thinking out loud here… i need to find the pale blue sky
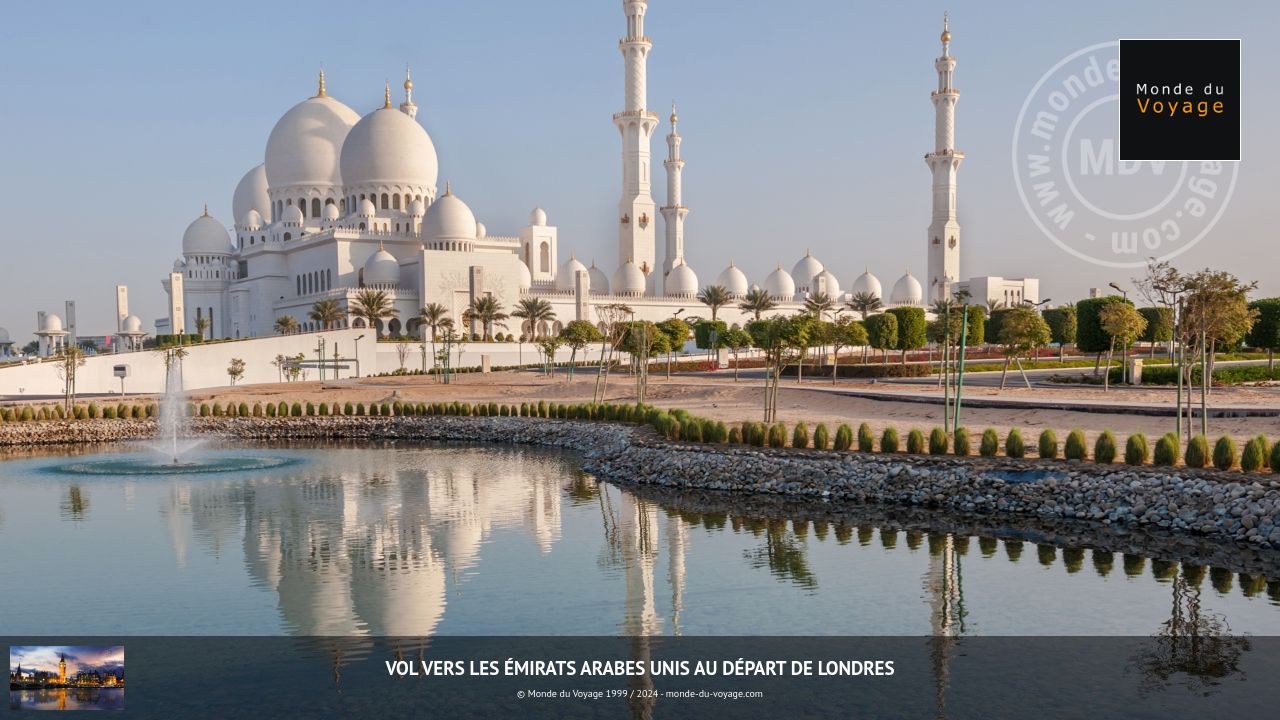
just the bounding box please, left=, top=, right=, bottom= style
left=0, top=0, right=1274, bottom=339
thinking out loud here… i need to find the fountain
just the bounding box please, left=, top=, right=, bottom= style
left=151, top=346, right=203, bottom=465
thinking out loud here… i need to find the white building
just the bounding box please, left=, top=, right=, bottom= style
left=160, top=8, right=1034, bottom=340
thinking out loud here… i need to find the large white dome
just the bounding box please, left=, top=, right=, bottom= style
left=890, top=271, right=923, bottom=305
left=715, top=262, right=749, bottom=297
left=850, top=268, right=882, bottom=298
left=588, top=262, right=610, bottom=295
left=264, top=94, right=360, bottom=191
left=233, top=164, right=271, bottom=225
left=665, top=262, right=699, bottom=298
left=814, top=269, right=841, bottom=297
left=791, top=251, right=825, bottom=291
left=763, top=265, right=796, bottom=300
left=422, top=190, right=477, bottom=242
left=363, top=246, right=400, bottom=286
left=339, top=106, right=438, bottom=195
left=557, top=256, right=588, bottom=292
left=612, top=260, right=646, bottom=296
left=182, top=211, right=232, bottom=255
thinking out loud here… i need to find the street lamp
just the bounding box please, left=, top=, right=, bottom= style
left=1108, top=282, right=1127, bottom=301
left=354, top=334, right=366, bottom=378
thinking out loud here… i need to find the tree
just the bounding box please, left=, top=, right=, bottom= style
left=864, top=313, right=898, bottom=364
left=656, top=317, right=690, bottom=379
left=804, top=292, right=835, bottom=321
left=986, top=298, right=1005, bottom=312
left=1076, top=296, right=1130, bottom=369
left=1042, top=304, right=1077, bottom=360
left=273, top=315, right=299, bottom=335
left=54, top=345, right=86, bottom=413
left=352, top=289, right=397, bottom=336
left=1138, top=306, right=1174, bottom=358
left=963, top=304, right=986, bottom=346
left=1099, top=302, right=1148, bottom=391
left=997, top=307, right=1051, bottom=389
left=416, top=303, right=451, bottom=341
left=738, top=287, right=776, bottom=320
left=535, top=336, right=562, bottom=376
left=1247, top=298, right=1280, bottom=371
left=693, top=319, right=728, bottom=351
left=559, top=320, right=603, bottom=380
left=720, top=326, right=753, bottom=381
left=309, top=299, right=343, bottom=330
left=592, top=303, right=633, bottom=403
left=463, top=295, right=508, bottom=341
left=226, top=357, right=245, bottom=386
left=395, top=342, right=411, bottom=370
left=194, top=316, right=211, bottom=342
left=1181, top=269, right=1257, bottom=400
left=846, top=291, right=882, bottom=320
left=887, top=307, right=927, bottom=364
left=697, top=285, right=731, bottom=322
left=512, top=297, right=555, bottom=340
left=829, top=316, right=868, bottom=384
left=747, top=316, right=809, bottom=422
left=986, top=307, right=1017, bottom=350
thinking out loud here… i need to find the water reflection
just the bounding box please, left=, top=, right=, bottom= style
left=59, top=485, right=89, bottom=521
left=8, top=687, right=125, bottom=711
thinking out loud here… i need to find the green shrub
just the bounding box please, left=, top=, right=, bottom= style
left=813, top=424, right=830, bottom=450
left=792, top=422, right=809, bottom=449
left=37, top=407, right=49, bottom=421
left=147, top=403, right=159, bottom=418
left=712, top=421, right=729, bottom=443
left=252, top=402, right=263, bottom=417
left=200, top=403, right=211, bottom=417
left=1252, top=435, right=1270, bottom=468
left=88, top=402, right=100, bottom=419
left=728, top=426, right=742, bottom=444
left=213, top=402, right=226, bottom=417
left=226, top=403, right=238, bottom=418
left=1241, top=436, right=1266, bottom=472
left=1153, top=433, right=1179, bottom=466
left=880, top=427, right=899, bottom=453
left=857, top=423, right=875, bottom=453
left=355, top=402, right=366, bottom=416
left=1094, top=431, right=1117, bottom=464
left=686, top=422, right=703, bottom=443
left=953, top=427, right=971, bottom=456
left=1038, top=429, right=1058, bottom=459
left=834, top=424, right=853, bottom=451
left=928, top=428, right=948, bottom=455
left=1185, top=435, right=1209, bottom=468
left=979, top=428, right=999, bottom=457
left=768, top=423, right=788, bottom=449
left=278, top=401, right=289, bottom=417
left=238, top=402, right=250, bottom=417
left=749, top=422, right=766, bottom=447
left=266, top=402, right=277, bottom=417
left=538, top=400, right=548, bottom=418
left=304, top=402, right=314, bottom=416
left=1270, top=441, right=1280, bottom=473
left=488, top=402, right=499, bottom=417
left=291, top=402, right=303, bottom=417
left=1124, top=433, right=1149, bottom=466
left=1005, top=429, right=1025, bottom=458
left=905, top=428, right=924, bottom=454
left=317, top=402, right=328, bottom=416
left=1213, top=436, right=1237, bottom=471
left=117, top=403, right=128, bottom=418
left=344, top=401, right=355, bottom=415
left=379, top=403, right=390, bottom=416
left=1064, top=429, right=1087, bottom=460
left=102, top=406, right=116, bottom=419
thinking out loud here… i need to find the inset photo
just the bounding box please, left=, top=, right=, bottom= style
left=8, top=646, right=124, bottom=712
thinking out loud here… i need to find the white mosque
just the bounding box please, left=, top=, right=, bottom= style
left=155, top=4, right=1037, bottom=343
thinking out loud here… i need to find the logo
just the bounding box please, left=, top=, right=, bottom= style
left=1012, top=41, right=1238, bottom=268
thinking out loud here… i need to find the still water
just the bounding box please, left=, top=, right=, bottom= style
left=1, top=441, right=1277, bottom=637
left=8, top=687, right=124, bottom=711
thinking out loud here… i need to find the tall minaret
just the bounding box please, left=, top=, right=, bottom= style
left=400, top=64, right=418, bottom=119
left=660, top=101, right=688, bottom=291
left=615, top=0, right=659, bottom=290
left=926, top=13, right=963, bottom=303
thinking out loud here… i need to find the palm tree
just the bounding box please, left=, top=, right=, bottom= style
left=804, top=292, right=835, bottom=321
left=273, top=315, right=299, bottom=335
left=512, top=297, right=556, bottom=340
left=309, top=299, right=343, bottom=330
left=697, top=285, right=731, bottom=322
left=846, top=291, right=882, bottom=320
left=986, top=298, right=1005, bottom=312
left=739, top=287, right=776, bottom=320
left=352, top=289, right=398, bottom=336
left=416, top=303, right=450, bottom=341
left=463, top=295, right=509, bottom=341
left=194, top=316, right=211, bottom=341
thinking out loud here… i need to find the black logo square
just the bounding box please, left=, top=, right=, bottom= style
left=1120, top=39, right=1240, bottom=161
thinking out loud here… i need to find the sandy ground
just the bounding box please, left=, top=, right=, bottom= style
left=169, top=368, right=1280, bottom=444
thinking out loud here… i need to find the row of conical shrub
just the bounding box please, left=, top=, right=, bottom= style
left=0, top=402, right=160, bottom=421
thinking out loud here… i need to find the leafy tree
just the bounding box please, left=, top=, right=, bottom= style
left=1099, top=302, right=1147, bottom=391
left=864, top=313, right=898, bottom=364
left=1246, top=298, right=1280, bottom=371
left=1042, top=304, right=1076, bottom=360
left=747, top=315, right=809, bottom=421
left=656, top=317, right=690, bottom=378
left=1137, top=307, right=1174, bottom=358
left=226, top=357, right=245, bottom=386
left=738, top=287, right=776, bottom=320
left=720, top=326, right=753, bottom=381
left=887, top=307, right=927, bottom=364
left=308, top=299, right=343, bottom=330
left=846, top=291, right=882, bottom=320
left=997, top=306, right=1051, bottom=389
left=352, top=288, right=398, bottom=336
left=693, top=319, right=729, bottom=351
left=273, top=315, right=299, bottom=335
left=828, top=316, right=868, bottom=383
left=559, top=320, right=603, bottom=380
left=1076, top=296, right=1129, bottom=357
left=697, top=285, right=731, bottom=322
left=1181, top=269, right=1257, bottom=406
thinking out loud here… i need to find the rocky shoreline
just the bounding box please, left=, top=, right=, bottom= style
left=4, top=416, right=1279, bottom=555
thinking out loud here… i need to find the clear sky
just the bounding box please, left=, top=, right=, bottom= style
left=0, top=0, right=1274, bottom=341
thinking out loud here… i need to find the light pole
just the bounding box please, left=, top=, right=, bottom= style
left=316, top=337, right=326, bottom=382
left=354, top=334, right=365, bottom=378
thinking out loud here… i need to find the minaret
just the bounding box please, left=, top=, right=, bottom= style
left=614, top=0, right=658, bottom=291
left=926, top=13, right=963, bottom=303
left=660, top=101, right=688, bottom=291
left=400, top=65, right=418, bottom=119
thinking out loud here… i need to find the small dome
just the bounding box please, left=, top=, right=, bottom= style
left=281, top=204, right=304, bottom=225
left=530, top=207, right=547, bottom=226
left=123, top=315, right=143, bottom=333
left=588, top=262, right=610, bottom=295
left=791, top=250, right=825, bottom=291
left=665, top=262, right=699, bottom=298
left=516, top=258, right=533, bottom=290
left=182, top=211, right=232, bottom=255
left=240, top=209, right=264, bottom=229
left=557, top=255, right=588, bottom=292
left=363, top=246, right=400, bottom=286
left=357, top=197, right=377, bottom=217
left=339, top=105, right=438, bottom=194
left=814, top=269, right=841, bottom=297
left=233, top=164, right=271, bottom=225
left=763, top=265, right=796, bottom=300
left=475, top=221, right=487, bottom=238
left=715, top=262, right=749, bottom=297
left=422, top=190, right=477, bottom=242
left=322, top=203, right=340, bottom=221
left=612, top=260, right=646, bottom=296
left=890, top=270, right=923, bottom=305
left=40, top=314, right=64, bottom=333
left=264, top=94, right=360, bottom=190
left=850, top=268, right=882, bottom=299
left=408, top=199, right=426, bottom=217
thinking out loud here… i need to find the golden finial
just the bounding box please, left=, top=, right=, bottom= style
left=202, top=203, right=209, bottom=217
left=444, top=180, right=452, bottom=196
left=670, top=100, right=678, bottom=125
left=404, top=64, right=413, bottom=92
left=383, top=81, right=392, bottom=109
left=941, top=12, right=951, bottom=44
left=316, top=65, right=327, bottom=98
